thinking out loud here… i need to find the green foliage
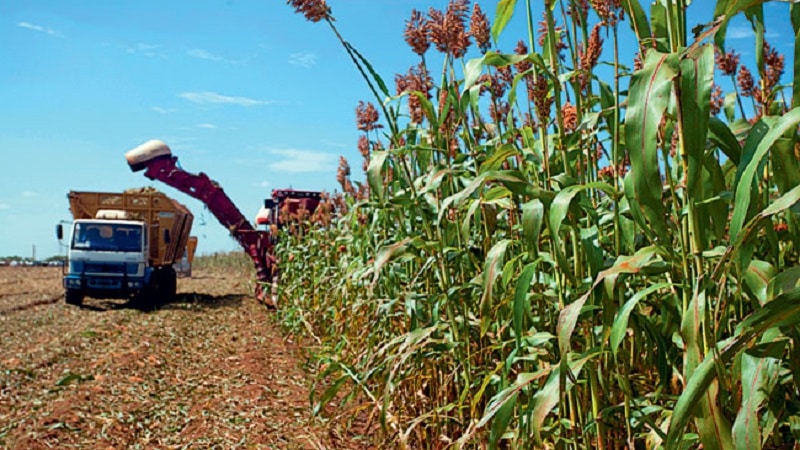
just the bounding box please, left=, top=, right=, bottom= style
left=279, top=0, right=800, bottom=448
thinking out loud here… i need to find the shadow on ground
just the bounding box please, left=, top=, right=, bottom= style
left=75, top=293, right=246, bottom=312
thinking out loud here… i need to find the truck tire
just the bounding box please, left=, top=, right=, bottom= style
left=162, top=267, right=177, bottom=303
left=65, top=290, right=83, bottom=306
left=132, top=283, right=157, bottom=310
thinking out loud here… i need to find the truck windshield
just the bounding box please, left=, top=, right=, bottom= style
left=72, top=223, right=143, bottom=252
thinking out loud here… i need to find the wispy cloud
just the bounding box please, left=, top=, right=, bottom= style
left=726, top=25, right=779, bottom=40
left=179, top=91, right=271, bottom=106
left=21, top=191, right=38, bottom=198
left=196, top=123, right=217, bottom=129
left=188, top=48, right=233, bottom=64
left=151, top=106, right=175, bottom=115
left=0, top=203, right=9, bottom=210
left=126, top=43, right=166, bottom=58
left=321, top=139, right=346, bottom=148
left=288, top=52, right=318, bottom=68
left=268, top=149, right=336, bottom=173
left=254, top=180, right=270, bottom=188
left=17, top=21, right=62, bottom=37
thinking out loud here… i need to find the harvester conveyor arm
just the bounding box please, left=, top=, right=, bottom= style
left=126, top=142, right=275, bottom=304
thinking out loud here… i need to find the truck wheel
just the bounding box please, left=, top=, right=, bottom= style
left=65, top=290, right=83, bottom=306
left=132, top=284, right=157, bottom=310
left=162, top=267, right=177, bottom=302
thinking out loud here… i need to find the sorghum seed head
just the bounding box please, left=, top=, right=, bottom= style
left=404, top=9, right=430, bottom=56
left=562, top=102, right=577, bottom=133
left=469, top=3, right=491, bottom=53
left=356, top=101, right=382, bottom=132
left=715, top=49, right=739, bottom=76
left=287, top=0, right=331, bottom=23
left=737, top=65, right=755, bottom=97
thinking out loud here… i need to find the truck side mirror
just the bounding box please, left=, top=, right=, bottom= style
left=56, top=224, right=63, bottom=240
left=163, top=229, right=171, bottom=243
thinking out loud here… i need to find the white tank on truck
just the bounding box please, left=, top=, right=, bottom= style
left=56, top=189, right=193, bottom=307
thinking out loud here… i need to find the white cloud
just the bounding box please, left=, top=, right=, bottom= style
left=21, top=191, right=38, bottom=198
left=254, top=181, right=270, bottom=188
left=321, top=139, right=346, bottom=148
left=17, top=21, right=61, bottom=37
left=268, top=149, right=336, bottom=173
left=0, top=203, right=9, bottom=210
left=179, top=91, right=270, bottom=106
left=196, top=123, right=217, bottom=129
left=127, top=43, right=165, bottom=58
left=726, top=25, right=779, bottom=40
left=151, top=106, right=174, bottom=114
left=288, top=52, right=318, bottom=68
left=188, top=48, right=231, bottom=63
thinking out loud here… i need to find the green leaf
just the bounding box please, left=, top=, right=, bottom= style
left=481, top=239, right=512, bottom=335
left=732, top=340, right=784, bottom=450
left=620, top=0, right=653, bottom=46
left=610, top=282, right=671, bottom=357
left=624, top=50, right=680, bottom=243
left=713, top=0, right=769, bottom=52
left=372, top=237, right=416, bottom=284
left=679, top=44, right=714, bottom=198
left=513, top=262, right=538, bottom=349
left=491, top=0, right=517, bottom=45
left=730, top=109, right=800, bottom=242
left=708, top=116, right=741, bottom=165
left=367, top=150, right=388, bottom=203
left=345, top=42, right=390, bottom=98
left=743, top=259, right=776, bottom=306
left=558, top=246, right=659, bottom=357
left=481, top=144, right=519, bottom=173
left=530, top=351, right=596, bottom=445
left=488, top=391, right=516, bottom=450
left=667, top=286, right=800, bottom=448
left=767, top=266, right=800, bottom=300
left=548, top=181, right=618, bottom=283
left=55, top=372, right=93, bottom=386
left=521, top=199, right=544, bottom=252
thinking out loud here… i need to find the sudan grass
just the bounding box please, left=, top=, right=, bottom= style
left=278, top=1, right=800, bottom=449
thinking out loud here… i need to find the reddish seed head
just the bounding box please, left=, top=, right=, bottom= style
left=737, top=65, right=755, bottom=97
left=469, top=3, right=491, bottom=53
left=356, top=101, right=382, bottom=132
left=710, top=85, right=724, bottom=116
left=514, top=40, right=531, bottom=74
left=357, top=135, right=370, bottom=159
left=763, top=41, right=784, bottom=94
left=287, top=0, right=331, bottom=23
left=404, top=9, right=430, bottom=56
left=428, top=0, right=471, bottom=59
left=715, top=49, right=739, bottom=76
left=562, top=102, right=577, bottom=133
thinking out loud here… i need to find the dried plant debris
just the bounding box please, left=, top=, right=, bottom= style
left=0, top=266, right=367, bottom=449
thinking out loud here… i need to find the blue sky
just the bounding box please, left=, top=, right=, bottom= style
left=0, top=1, right=794, bottom=258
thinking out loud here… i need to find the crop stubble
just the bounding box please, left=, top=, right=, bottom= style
left=0, top=266, right=363, bottom=449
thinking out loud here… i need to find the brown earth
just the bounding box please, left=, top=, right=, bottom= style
left=0, top=266, right=371, bottom=449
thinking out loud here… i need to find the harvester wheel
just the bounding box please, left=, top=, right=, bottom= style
left=65, top=289, right=83, bottom=306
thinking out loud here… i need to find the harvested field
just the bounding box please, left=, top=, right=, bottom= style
left=0, top=266, right=367, bottom=449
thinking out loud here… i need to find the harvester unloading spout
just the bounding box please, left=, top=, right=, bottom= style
left=125, top=140, right=276, bottom=305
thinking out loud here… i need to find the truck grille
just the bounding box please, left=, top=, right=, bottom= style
left=84, top=263, right=126, bottom=274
